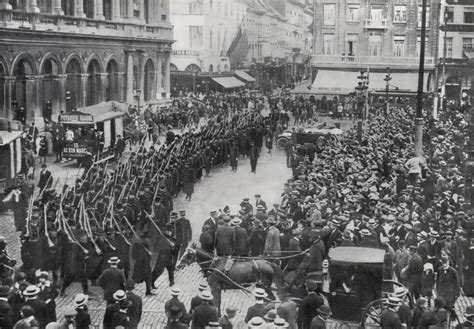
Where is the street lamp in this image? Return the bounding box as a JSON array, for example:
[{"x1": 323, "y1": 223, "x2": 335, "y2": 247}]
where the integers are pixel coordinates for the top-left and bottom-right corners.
[
  {"x1": 384, "y1": 67, "x2": 392, "y2": 115},
  {"x1": 355, "y1": 71, "x2": 369, "y2": 120}
]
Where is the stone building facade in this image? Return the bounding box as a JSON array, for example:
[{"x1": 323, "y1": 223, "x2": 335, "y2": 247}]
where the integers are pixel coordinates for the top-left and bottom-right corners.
[
  {"x1": 0, "y1": 0, "x2": 173, "y2": 127},
  {"x1": 311, "y1": 0, "x2": 440, "y2": 97}
]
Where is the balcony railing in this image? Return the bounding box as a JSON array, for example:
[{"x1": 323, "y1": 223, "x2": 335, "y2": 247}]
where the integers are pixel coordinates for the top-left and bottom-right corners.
[
  {"x1": 1, "y1": 9, "x2": 173, "y2": 41},
  {"x1": 364, "y1": 18, "x2": 388, "y2": 30},
  {"x1": 312, "y1": 55, "x2": 435, "y2": 67}
]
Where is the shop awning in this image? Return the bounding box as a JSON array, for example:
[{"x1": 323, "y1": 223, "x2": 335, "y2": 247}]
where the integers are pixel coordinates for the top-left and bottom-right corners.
[
  {"x1": 310, "y1": 70, "x2": 359, "y2": 95},
  {"x1": 80, "y1": 101, "x2": 127, "y2": 123},
  {"x1": 234, "y1": 70, "x2": 256, "y2": 82},
  {"x1": 211, "y1": 77, "x2": 246, "y2": 89},
  {"x1": 0, "y1": 131, "x2": 22, "y2": 146},
  {"x1": 368, "y1": 72, "x2": 430, "y2": 93}
]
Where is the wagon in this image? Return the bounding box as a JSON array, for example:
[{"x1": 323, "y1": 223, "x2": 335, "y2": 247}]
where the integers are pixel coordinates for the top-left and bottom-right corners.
[{"x1": 326, "y1": 247, "x2": 411, "y2": 327}]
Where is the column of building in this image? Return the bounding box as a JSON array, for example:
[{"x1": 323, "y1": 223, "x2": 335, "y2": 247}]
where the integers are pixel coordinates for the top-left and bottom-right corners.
[
  {"x1": 156, "y1": 54, "x2": 162, "y2": 99},
  {"x1": 0, "y1": 76, "x2": 15, "y2": 119},
  {"x1": 75, "y1": 0, "x2": 86, "y2": 18},
  {"x1": 95, "y1": 0, "x2": 105, "y2": 19},
  {"x1": 138, "y1": 51, "x2": 146, "y2": 105},
  {"x1": 53, "y1": 0, "x2": 64, "y2": 15},
  {"x1": 53, "y1": 74, "x2": 67, "y2": 120},
  {"x1": 163, "y1": 51, "x2": 170, "y2": 98},
  {"x1": 125, "y1": 50, "x2": 135, "y2": 104}
]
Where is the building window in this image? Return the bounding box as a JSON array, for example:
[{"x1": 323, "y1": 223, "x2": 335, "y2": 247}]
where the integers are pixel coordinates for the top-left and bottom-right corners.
[
  {"x1": 464, "y1": 8, "x2": 474, "y2": 24},
  {"x1": 416, "y1": 37, "x2": 429, "y2": 57},
  {"x1": 393, "y1": 5, "x2": 407, "y2": 23},
  {"x1": 323, "y1": 4, "x2": 336, "y2": 26},
  {"x1": 446, "y1": 37, "x2": 453, "y2": 58},
  {"x1": 445, "y1": 6, "x2": 454, "y2": 23},
  {"x1": 368, "y1": 32, "x2": 382, "y2": 56},
  {"x1": 463, "y1": 38, "x2": 474, "y2": 50},
  {"x1": 161, "y1": 14, "x2": 167, "y2": 20},
  {"x1": 189, "y1": 26, "x2": 203, "y2": 49},
  {"x1": 347, "y1": 4, "x2": 359, "y2": 22},
  {"x1": 323, "y1": 34, "x2": 335, "y2": 55},
  {"x1": 393, "y1": 36, "x2": 405, "y2": 57},
  {"x1": 189, "y1": 0, "x2": 203, "y2": 15},
  {"x1": 370, "y1": 5, "x2": 383, "y2": 21},
  {"x1": 209, "y1": 30, "x2": 213, "y2": 49},
  {"x1": 417, "y1": 6, "x2": 430, "y2": 28}
]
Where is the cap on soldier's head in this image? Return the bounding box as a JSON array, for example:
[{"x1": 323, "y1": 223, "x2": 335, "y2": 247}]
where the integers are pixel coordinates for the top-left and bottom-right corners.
[{"x1": 179, "y1": 210, "x2": 186, "y2": 216}]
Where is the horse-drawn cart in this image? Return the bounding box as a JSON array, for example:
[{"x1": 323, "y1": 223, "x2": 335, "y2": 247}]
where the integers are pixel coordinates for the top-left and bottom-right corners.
[{"x1": 326, "y1": 247, "x2": 411, "y2": 328}]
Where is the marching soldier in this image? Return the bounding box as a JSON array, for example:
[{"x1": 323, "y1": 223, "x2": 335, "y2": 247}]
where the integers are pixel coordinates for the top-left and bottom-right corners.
[{"x1": 175, "y1": 211, "x2": 192, "y2": 259}]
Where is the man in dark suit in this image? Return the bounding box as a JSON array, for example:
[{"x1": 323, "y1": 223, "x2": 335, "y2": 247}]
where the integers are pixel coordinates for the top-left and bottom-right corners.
[
  {"x1": 255, "y1": 194, "x2": 267, "y2": 212},
  {"x1": 310, "y1": 304, "x2": 332, "y2": 329},
  {"x1": 219, "y1": 306, "x2": 238, "y2": 329},
  {"x1": 192, "y1": 290, "x2": 218, "y2": 328},
  {"x1": 0, "y1": 285, "x2": 13, "y2": 329},
  {"x1": 405, "y1": 245, "x2": 423, "y2": 299},
  {"x1": 175, "y1": 210, "x2": 192, "y2": 259},
  {"x1": 380, "y1": 297, "x2": 404, "y2": 328},
  {"x1": 232, "y1": 217, "x2": 249, "y2": 256},
  {"x1": 298, "y1": 280, "x2": 324, "y2": 329},
  {"x1": 202, "y1": 210, "x2": 219, "y2": 242},
  {"x1": 37, "y1": 164, "x2": 52, "y2": 192},
  {"x1": 244, "y1": 288, "x2": 268, "y2": 323},
  {"x1": 125, "y1": 279, "x2": 142, "y2": 329},
  {"x1": 164, "y1": 287, "x2": 188, "y2": 325},
  {"x1": 214, "y1": 216, "x2": 235, "y2": 256},
  {"x1": 98, "y1": 256, "x2": 126, "y2": 305},
  {"x1": 23, "y1": 285, "x2": 48, "y2": 329}
]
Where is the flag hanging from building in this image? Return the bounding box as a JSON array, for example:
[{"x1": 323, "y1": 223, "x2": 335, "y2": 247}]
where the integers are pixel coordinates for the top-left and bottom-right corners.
[{"x1": 227, "y1": 25, "x2": 249, "y2": 70}]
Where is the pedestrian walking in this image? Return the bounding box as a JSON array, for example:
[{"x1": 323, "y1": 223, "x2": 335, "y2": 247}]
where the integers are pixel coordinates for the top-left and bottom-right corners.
[
  {"x1": 97, "y1": 256, "x2": 126, "y2": 305},
  {"x1": 74, "y1": 293, "x2": 91, "y2": 329},
  {"x1": 125, "y1": 279, "x2": 142, "y2": 329},
  {"x1": 249, "y1": 142, "x2": 259, "y2": 174}
]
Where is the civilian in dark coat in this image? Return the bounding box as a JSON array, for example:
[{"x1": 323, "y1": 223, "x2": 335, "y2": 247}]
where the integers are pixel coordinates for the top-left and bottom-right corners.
[
  {"x1": 249, "y1": 221, "x2": 266, "y2": 256},
  {"x1": 165, "y1": 289, "x2": 188, "y2": 325},
  {"x1": 75, "y1": 307, "x2": 91, "y2": 329},
  {"x1": 103, "y1": 303, "x2": 120, "y2": 329},
  {"x1": 245, "y1": 289, "x2": 268, "y2": 323},
  {"x1": 202, "y1": 211, "x2": 218, "y2": 239},
  {"x1": 37, "y1": 164, "x2": 52, "y2": 191},
  {"x1": 297, "y1": 282, "x2": 324, "y2": 329},
  {"x1": 232, "y1": 219, "x2": 249, "y2": 256},
  {"x1": 24, "y1": 291, "x2": 48, "y2": 329},
  {"x1": 380, "y1": 307, "x2": 404, "y2": 329},
  {"x1": 199, "y1": 225, "x2": 214, "y2": 254},
  {"x1": 97, "y1": 258, "x2": 126, "y2": 304},
  {"x1": 191, "y1": 291, "x2": 218, "y2": 329},
  {"x1": 175, "y1": 212, "x2": 192, "y2": 259},
  {"x1": 405, "y1": 246, "x2": 423, "y2": 299},
  {"x1": 214, "y1": 218, "x2": 235, "y2": 256},
  {"x1": 126, "y1": 279, "x2": 143, "y2": 329},
  {"x1": 0, "y1": 285, "x2": 13, "y2": 329},
  {"x1": 436, "y1": 258, "x2": 460, "y2": 310}
]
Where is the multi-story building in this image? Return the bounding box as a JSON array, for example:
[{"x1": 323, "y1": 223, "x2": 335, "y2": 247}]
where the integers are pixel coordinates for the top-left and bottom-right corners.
[
  {"x1": 0, "y1": 0, "x2": 173, "y2": 128},
  {"x1": 170, "y1": 0, "x2": 246, "y2": 73},
  {"x1": 438, "y1": 0, "x2": 474, "y2": 103},
  {"x1": 310, "y1": 0, "x2": 440, "y2": 100}
]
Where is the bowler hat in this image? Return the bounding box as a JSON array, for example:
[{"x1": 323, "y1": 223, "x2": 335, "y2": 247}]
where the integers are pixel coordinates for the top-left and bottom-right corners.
[{"x1": 316, "y1": 304, "x2": 332, "y2": 316}]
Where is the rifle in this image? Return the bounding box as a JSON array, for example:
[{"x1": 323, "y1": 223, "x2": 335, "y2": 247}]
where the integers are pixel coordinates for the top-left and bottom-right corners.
[
  {"x1": 43, "y1": 202, "x2": 54, "y2": 248},
  {"x1": 123, "y1": 216, "x2": 152, "y2": 256},
  {"x1": 144, "y1": 211, "x2": 175, "y2": 248},
  {"x1": 111, "y1": 216, "x2": 132, "y2": 247}
]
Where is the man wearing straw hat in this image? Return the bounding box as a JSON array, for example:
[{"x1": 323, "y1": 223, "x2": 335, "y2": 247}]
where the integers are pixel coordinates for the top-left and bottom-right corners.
[
  {"x1": 380, "y1": 296, "x2": 403, "y2": 328},
  {"x1": 192, "y1": 290, "x2": 218, "y2": 328},
  {"x1": 165, "y1": 287, "x2": 188, "y2": 325},
  {"x1": 245, "y1": 288, "x2": 268, "y2": 323},
  {"x1": 23, "y1": 285, "x2": 48, "y2": 329},
  {"x1": 98, "y1": 256, "x2": 126, "y2": 305},
  {"x1": 74, "y1": 293, "x2": 91, "y2": 329}
]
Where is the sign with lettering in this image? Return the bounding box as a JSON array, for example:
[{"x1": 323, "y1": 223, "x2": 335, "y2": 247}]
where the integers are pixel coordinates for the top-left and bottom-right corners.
[{"x1": 59, "y1": 111, "x2": 94, "y2": 123}]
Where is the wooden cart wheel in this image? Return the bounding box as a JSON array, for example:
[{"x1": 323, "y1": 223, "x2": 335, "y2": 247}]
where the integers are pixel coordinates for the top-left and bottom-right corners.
[
  {"x1": 277, "y1": 137, "x2": 288, "y2": 149},
  {"x1": 360, "y1": 298, "x2": 386, "y2": 328}
]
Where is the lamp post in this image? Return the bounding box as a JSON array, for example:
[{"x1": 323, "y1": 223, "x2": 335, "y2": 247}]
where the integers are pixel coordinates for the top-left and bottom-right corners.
[
  {"x1": 440, "y1": 7, "x2": 449, "y2": 116},
  {"x1": 414, "y1": 0, "x2": 427, "y2": 157},
  {"x1": 384, "y1": 67, "x2": 392, "y2": 115},
  {"x1": 356, "y1": 70, "x2": 369, "y2": 120}
]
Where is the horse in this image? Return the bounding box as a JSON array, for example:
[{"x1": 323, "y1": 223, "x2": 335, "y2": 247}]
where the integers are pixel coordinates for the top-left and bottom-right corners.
[{"x1": 178, "y1": 247, "x2": 284, "y2": 312}]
